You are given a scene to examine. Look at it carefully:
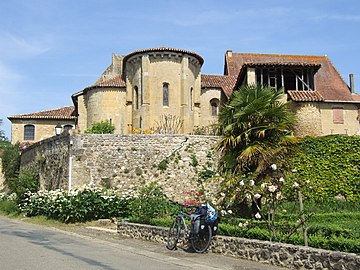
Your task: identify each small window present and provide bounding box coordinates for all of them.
[190,88,193,111]
[163,83,169,107]
[140,116,143,129]
[333,107,344,124]
[134,86,139,109]
[24,124,35,141]
[210,98,220,116]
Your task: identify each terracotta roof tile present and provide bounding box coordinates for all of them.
[287,90,324,102]
[351,93,360,101]
[201,74,237,97]
[84,75,126,91]
[225,52,353,102]
[8,106,76,120]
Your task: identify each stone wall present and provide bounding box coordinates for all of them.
[118,221,360,270]
[70,134,220,199]
[20,134,220,199]
[20,135,71,190]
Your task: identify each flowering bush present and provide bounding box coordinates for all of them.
[182,189,207,207]
[19,186,132,223]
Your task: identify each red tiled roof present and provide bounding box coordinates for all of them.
[225,52,353,102]
[201,74,237,97]
[8,106,76,120]
[84,75,126,91]
[287,90,324,102]
[351,93,360,101]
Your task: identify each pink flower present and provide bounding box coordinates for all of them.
[276,192,281,200]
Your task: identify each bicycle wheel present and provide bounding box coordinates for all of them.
[166,219,180,250]
[191,223,212,253]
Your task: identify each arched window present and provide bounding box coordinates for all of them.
[134,86,139,109]
[24,124,35,141]
[163,83,169,107]
[64,125,73,132]
[210,98,220,116]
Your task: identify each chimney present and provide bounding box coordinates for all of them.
[227,50,233,57]
[349,73,355,93]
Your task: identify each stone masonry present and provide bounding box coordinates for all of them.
[118,221,360,270]
[20,134,220,199]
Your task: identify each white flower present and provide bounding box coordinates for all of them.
[255,212,262,219]
[227,209,233,214]
[254,193,262,199]
[245,194,252,201]
[268,185,277,193]
[220,210,226,216]
[279,177,284,183]
[293,182,300,188]
[306,180,310,184]
[249,180,255,186]
[220,192,226,197]
[276,192,281,200]
[292,169,297,173]
[261,183,267,189]
[271,164,277,171]
[240,180,245,186]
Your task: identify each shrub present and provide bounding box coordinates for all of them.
[7,169,39,202]
[1,143,20,182]
[0,193,19,215]
[20,187,132,223]
[84,120,115,134]
[130,182,177,223]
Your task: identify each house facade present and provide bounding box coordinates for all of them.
[224,51,360,136]
[8,47,360,144]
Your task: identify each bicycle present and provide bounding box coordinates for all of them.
[166,205,213,253]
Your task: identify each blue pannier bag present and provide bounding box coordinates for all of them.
[206,202,219,236]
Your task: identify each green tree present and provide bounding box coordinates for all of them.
[0,119,10,149]
[84,120,115,134]
[216,84,297,210]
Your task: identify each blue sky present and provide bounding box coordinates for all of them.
[1,0,359,138]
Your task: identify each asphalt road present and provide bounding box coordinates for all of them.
[0,216,287,270]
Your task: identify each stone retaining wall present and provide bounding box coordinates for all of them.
[20,135,71,190]
[20,134,220,199]
[117,221,360,270]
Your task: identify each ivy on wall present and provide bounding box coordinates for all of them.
[283,136,360,202]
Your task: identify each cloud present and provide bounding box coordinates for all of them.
[313,14,360,22]
[0,31,51,59]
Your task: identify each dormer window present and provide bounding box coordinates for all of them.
[255,67,316,91]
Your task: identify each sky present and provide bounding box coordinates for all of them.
[0,0,359,139]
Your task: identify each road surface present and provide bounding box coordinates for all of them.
[0,216,287,270]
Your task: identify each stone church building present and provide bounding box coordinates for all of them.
[8,47,360,143]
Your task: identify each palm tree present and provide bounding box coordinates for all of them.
[216,84,297,210]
